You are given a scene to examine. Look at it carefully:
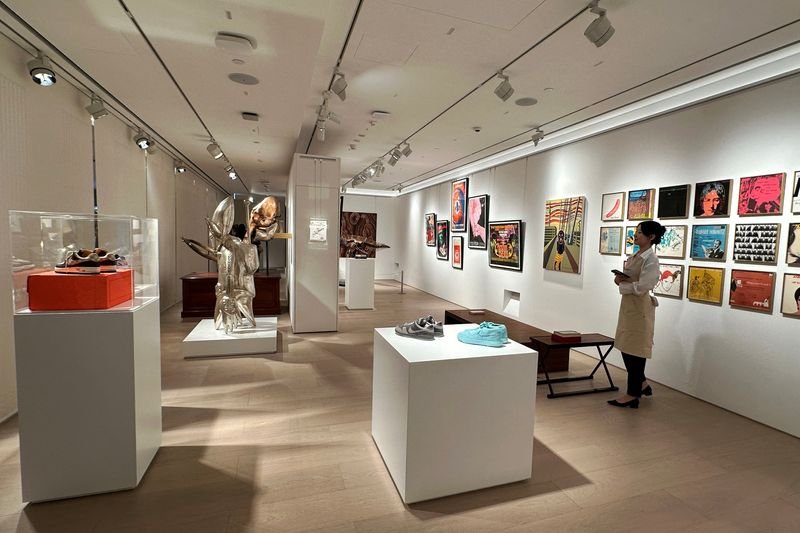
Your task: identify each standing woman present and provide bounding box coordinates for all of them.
[609,220,666,409]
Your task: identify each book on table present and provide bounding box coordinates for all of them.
[552,330,581,342]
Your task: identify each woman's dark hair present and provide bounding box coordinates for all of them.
[638,220,667,245]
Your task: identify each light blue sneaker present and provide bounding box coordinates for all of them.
[456,322,508,347]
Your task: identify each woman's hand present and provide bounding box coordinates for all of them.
[614,274,625,286]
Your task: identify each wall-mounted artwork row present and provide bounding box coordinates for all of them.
[489,220,523,271]
[543,196,585,273]
[451,177,468,233]
[694,179,732,218]
[425,213,436,246]
[468,195,489,249]
[737,173,784,216]
[436,220,449,261]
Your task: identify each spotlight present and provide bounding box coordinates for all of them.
[584,0,615,48]
[316,122,326,142]
[27,52,56,87]
[134,130,151,150]
[174,161,187,173]
[531,128,545,147]
[494,71,514,102]
[330,69,347,101]
[229,171,237,179]
[224,164,234,173]
[85,95,109,120]
[388,148,402,166]
[401,143,412,157]
[374,160,385,177]
[207,142,224,159]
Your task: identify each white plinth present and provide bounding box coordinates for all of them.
[345,258,375,310]
[371,324,538,503]
[182,317,278,358]
[13,298,162,503]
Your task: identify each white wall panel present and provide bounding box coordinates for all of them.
[146,151,177,310]
[175,173,221,300]
[95,117,146,217]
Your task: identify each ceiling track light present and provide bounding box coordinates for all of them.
[531,128,545,147]
[85,94,109,120]
[174,161,187,173]
[585,0,615,48]
[388,148,402,166]
[133,130,152,150]
[207,141,224,159]
[27,51,56,87]
[316,120,326,142]
[330,69,347,101]
[401,143,412,157]
[494,71,514,102]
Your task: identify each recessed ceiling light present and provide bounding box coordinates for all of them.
[232,58,245,65]
[228,73,259,85]
[544,87,554,92]
[515,97,538,107]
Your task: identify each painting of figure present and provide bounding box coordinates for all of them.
[451,178,468,232]
[694,179,732,217]
[425,213,436,246]
[687,266,725,305]
[490,220,523,270]
[738,173,785,216]
[543,196,584,273]
[436,220,449,260]
[627,189,655,220]
[654,264,684,299]
[468,195,489,249]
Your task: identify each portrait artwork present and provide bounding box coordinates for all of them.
[737,173,785,216]
[780,273,800,317]
[625,226,639,256]
[340,212,377,258]
[627,189,655,220]
[543,196,585,273]
[729,269,775,313]
[452,236,463,270]
[490,220,523,271]
[733,223,779,265]
[436,220,449,260]
[654,263,684,299]
[657,184,691,219]
[451,178,469,233]
[467,195,489,249]
[788,222,800,266]
[425,213,436,247]
[599,226,622,255]
[693,179,732,218]
[687,266,725,305]
[655,225,687,259]
[601,192,625,221]
[690,224,728,261]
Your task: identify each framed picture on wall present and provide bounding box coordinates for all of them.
[543,196,585,273]
[781,273,800,317]
[693,179,732,217]
[788,222,800,266]
[737,173,785,216]
[627,189,655,220]
[467,195,489,249]
[729,269,775,313]
[733,223,779,265]
[792,171,800,215]
[601,192,625,221]
[452,236,463,269]
[436,220,449,260]
[489,220,523,271]
[654,263,684,299]
[657,184,691,219]
[599,226,622,255]
[690,224,728,261]
[625,226,639,255]
[687,265,725,305]
[451,177,468,233]
[655,225,687,259]
[425,213,436,246]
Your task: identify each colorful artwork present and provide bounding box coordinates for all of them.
[738,173,785,216]
[490,220,523,271]
[340,212,377,258]
[627,189,655,220]
[599,226,622,255]
[654,263,683,299]
[452,236,463,269]
[687,266,725,305]
[658,184,691,219]
[693,179,732,217]
[425,213,436,246]
[733,223,779,264]
[729,270,775,313]
[543,197,584,273]
[436,220,449,260]
[625,226,639,255]
[792,171,800,214]
[451,178,468,232]
[690,224,728,261]
[780,273,800,316]
[467,195,489,249]
[601,192,625,221]
[788,223,800,266]
[655,225,687,259]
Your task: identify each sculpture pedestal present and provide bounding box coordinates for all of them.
[182,317,278,358]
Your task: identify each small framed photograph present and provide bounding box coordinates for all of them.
[694,179,732,218]
[436,220,449,260]
[451,177,468,232]
[627,189,655,220]
[737,173,785,216]
[625,226,639,255]
[733,223,779,265]
[687,266,726,305]
[601,192,625,221]
[781,273,800,317]
[452,236,463,269]
[788,222,800,266]
[425,213,436,246]
[489,220,523,271]
[655,225,687,259]
[467,195,489,249]
[729,269,775,313]
[657,184,691,219]
[690,224,728,261]
[792,171,800,214]
[599,226,622,255]
[654,263,684,299]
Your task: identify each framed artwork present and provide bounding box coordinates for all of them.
[792,171,800,215]
[489,220,523,271]
[737,173,785,216]
[543,196,585,273]
[627,189,655,220]
[340,212,377,258]
[788,222,800,266]
[693,179,732,217]
[655,225,687,259]
[733,223,779,265]
[599,226,622,255]
[436,220,449,260]
[452,236,463,269]
[729,269,775,313]
[467,195,489,249]
[625,226,639,255]
[780,273,800,317]
[601,192,625,221]
[425,213,436,246]
[451,177,468,233]
[657,184,691,219]
[690,224,728,261]
[687,266,725,305]
[654,263,684,299]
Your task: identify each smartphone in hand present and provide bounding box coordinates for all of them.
[611,269,630,277]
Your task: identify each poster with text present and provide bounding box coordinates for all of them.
[690,224,728,261]
[451,178,468,232]
[490,220,523,271]
[543,196,584,273]
[599,226,622,255]
[627,189,655,220]
[467,195,489,249]
[425,213,436,246]
[738,173,785,216]
[781,273,800,317]
[729,269,775,313]
[452,236,463,269]
[436,220,449,260]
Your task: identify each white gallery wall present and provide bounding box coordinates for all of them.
[397,74,800,438]
[341,195,399,280]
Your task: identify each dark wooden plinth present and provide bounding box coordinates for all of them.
[181,272,281,318]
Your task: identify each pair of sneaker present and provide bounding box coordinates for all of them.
[394,315,444,340]
[55,248,126,274]
[456,322,509,347]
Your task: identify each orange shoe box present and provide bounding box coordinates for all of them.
[27,269,133,311]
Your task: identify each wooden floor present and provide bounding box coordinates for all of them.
[2,280,800,532]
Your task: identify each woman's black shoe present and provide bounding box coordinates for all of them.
[641,385,653,397]
[607,398,639,409]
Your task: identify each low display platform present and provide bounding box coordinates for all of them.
[182,317,278,358]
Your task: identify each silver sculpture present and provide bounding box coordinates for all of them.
[182,196,280,333]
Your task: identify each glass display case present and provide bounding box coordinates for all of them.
[9,210,159,312]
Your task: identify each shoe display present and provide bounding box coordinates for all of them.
[456,321,508,347]
[55,248,126,274]
[420,315,444,337]
[394,320,435,340]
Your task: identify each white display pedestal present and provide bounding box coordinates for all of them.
[182,317,278,358]
[371,324,538,503]
[13,298,162,503]
[345,258,375,310]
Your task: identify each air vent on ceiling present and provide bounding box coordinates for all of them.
[215,32,256,54]
[242,112,259,121]
[371,110,391,120]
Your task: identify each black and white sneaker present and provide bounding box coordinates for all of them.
[420,315,444,337]
[394,320,435,340]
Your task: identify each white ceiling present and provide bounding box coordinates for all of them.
[2,0,800,195]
